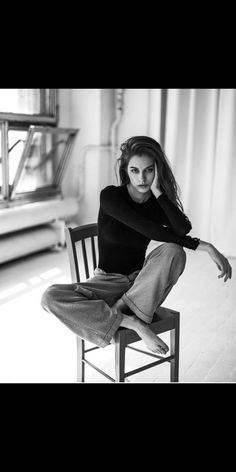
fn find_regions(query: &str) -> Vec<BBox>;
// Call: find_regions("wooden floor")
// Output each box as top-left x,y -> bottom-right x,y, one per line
0,243 -> 235,383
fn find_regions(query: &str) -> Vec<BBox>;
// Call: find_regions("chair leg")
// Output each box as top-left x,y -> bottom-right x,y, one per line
77,336 -> 85,382
114,332 -> 126,382
170,314 -> 180,382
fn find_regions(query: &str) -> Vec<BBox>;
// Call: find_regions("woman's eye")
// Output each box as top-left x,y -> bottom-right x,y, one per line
130,168 -> 154,174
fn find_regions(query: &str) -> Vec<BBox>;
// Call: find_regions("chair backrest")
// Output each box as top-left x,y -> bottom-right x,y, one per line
65,223 -> 98,283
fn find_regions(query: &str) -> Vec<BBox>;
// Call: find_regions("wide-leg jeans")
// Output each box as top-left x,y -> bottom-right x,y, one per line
41,243 -> 186,347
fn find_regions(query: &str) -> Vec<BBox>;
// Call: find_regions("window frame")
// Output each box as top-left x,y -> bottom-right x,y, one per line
0,89 -> 58,125
0,90 -> 80,208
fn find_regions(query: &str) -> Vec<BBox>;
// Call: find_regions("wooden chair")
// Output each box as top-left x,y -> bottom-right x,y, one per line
65,223 -> 180,383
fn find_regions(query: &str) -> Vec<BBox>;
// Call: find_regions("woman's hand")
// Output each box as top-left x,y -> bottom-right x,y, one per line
209,245 -> 232,282
151,163 -> 163,198
198,241 -> 232,282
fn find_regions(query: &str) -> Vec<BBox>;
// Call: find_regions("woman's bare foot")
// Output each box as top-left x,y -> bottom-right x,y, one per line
112,299 -> 169,355
135,320 -> 169,355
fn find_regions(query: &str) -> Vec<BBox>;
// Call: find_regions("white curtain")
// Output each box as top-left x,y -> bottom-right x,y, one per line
164,89 -> 236,258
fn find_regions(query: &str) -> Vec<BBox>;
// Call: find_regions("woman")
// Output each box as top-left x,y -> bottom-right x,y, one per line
41,136 -> 232,355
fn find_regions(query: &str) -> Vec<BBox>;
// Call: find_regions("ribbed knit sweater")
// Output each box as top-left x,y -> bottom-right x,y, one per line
97,185 -> 200,275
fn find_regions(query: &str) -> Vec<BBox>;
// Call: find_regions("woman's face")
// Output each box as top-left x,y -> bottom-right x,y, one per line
127,154 -> 155,195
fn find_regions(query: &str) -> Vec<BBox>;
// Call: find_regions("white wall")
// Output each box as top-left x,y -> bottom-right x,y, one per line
118,89 -> 161,144
58,89 -> 161,225
59,88 -> 101,199
58,89 -> 115,225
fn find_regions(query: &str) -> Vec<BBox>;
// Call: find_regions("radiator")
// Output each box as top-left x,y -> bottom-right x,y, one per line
0,197 -> 79,264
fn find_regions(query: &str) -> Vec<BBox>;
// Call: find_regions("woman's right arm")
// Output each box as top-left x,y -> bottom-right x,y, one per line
100,186 -> 199,250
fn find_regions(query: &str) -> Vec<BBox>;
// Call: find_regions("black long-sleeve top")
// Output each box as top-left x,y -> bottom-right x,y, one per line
97,185 -> 200,275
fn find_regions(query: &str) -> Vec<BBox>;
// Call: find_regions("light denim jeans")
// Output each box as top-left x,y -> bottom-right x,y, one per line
41,243 -> 186,347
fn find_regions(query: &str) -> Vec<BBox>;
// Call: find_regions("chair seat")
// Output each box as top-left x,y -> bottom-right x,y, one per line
116,306 -> 178,346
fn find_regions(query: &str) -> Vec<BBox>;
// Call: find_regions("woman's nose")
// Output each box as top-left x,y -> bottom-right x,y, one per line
139,175 -> 145,183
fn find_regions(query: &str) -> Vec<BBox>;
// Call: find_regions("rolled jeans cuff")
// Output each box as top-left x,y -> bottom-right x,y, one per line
101,310 -> 124,346
121,293 -> 152,324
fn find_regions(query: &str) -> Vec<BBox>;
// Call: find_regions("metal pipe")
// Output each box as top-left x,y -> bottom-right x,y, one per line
1,121 -> 9,199
109,89 -> 124,184
109,89 -> 124,157
79,145 -> 113,199
78,89 -> 124,196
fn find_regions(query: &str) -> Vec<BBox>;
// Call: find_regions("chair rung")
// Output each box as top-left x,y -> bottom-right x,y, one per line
83,359 -> 115,382
84,346 -> 100,353
124,354 -> 174,379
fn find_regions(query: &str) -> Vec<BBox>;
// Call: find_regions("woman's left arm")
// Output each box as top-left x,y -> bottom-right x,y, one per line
156,193 -> 192,236
197,240 -> 232,282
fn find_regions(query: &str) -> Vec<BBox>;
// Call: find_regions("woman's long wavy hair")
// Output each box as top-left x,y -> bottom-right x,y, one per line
115,136 -> 184,211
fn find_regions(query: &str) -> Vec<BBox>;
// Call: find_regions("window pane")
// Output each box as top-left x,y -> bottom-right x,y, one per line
9,130 -> 28,185
0,128 -> 3,199
0,89 -> 41,114
14,129 -> 71,194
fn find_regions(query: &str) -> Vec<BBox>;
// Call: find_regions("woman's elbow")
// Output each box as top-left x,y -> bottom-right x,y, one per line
176,221 -> 192,236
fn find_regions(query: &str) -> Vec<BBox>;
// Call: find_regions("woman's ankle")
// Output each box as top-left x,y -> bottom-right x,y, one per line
119,313 -> 137,329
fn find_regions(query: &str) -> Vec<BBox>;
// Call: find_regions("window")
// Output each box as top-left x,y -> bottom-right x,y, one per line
0,90 -> 79,206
